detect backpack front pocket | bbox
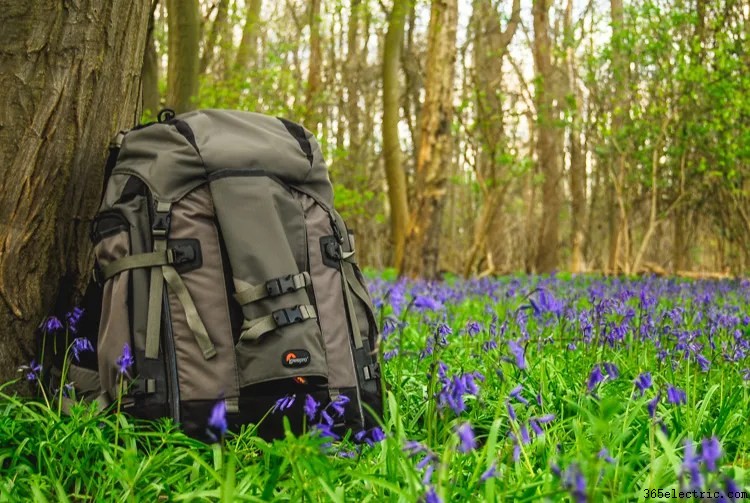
[209,170,328,387]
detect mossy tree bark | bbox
[402,0,459,279]
[0,0,150,389]
[383,0,410,271]
[166,0,200,113]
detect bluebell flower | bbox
[506,401,517,421]
[587,365,604,393]
[66,307,85,333]
[455,422,476,453]
[466,321,481,337]
[561,463,587,503]
[742,368,750,381]
[480,463,497,482]
[414,296,442,311]
[116,344,134,375]
[272,394,296,413]
[519,424,530,444]
[424,487,442,503]
[696,353,711,372]
[509,384,529,405]
[19,360,42,382]
[598,448,615,464]
[206,399,227,441]
[384,349,399,361]
[602,362,619,379]
[647,392,661,417]
[422,464,435,485]
[700,436,721,472]
[507,340,527,370]
[43,316,63,333]
[666,385,687,405]
[681,439,703,490]
[304,394,319,421]
[71,337,94,362]
[633,372,652,396]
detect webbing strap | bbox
[100,250,173,282]
[341,267,363,349]
[145,239,166,359]
[163,264,216,359]
[239,304,317,342]
[234,272,311,305]
[341,261,376,314]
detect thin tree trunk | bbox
[0,0,150,389]
[383,0,410,270]
[167,0,200,113]
[200,0,230,75]
[532,0,561,273]
[233,0,263,78]
[304,0,323,130]
[402,0,459,279]
[142,0,161,117]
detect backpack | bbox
[55,109,382,440]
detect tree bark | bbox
[142,1,161,118]
[233,0,263,78]
[200,0,230,76]
[402,0,459,279]
[383,0,410,271]
[532,0,562,273]
[166,0,200,113]
[0,0,150,389]
[304,0,323,130]
[464,0,520,276]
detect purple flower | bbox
[304,394,319,421]
[384,349,399,361]
[507,340,527,370]
[598,448,615,464]
[509,384,529,405]
[529,419,543,436]
[700,436,721,472]
[666,385,687,405]
[422,464,435,485]
[587,365,604,393]
[356,427,386,446]
[455,422,476,453]
[633,372,652,396]
[19,360,42,382]
[71,337,94,362]
[696,354,711,372]
[561,463,587,503]
[602,362,619,379]
[116,344,134,375]
[370,427,386,443]
[647,393,661,417]
[414,296,443,311]
[506,401,517,421]
[207,399,228,441]
[681,439,703,490]
[424,487,442,503]
[466,321,482,337]
[272,394,296,413]
[519,424,530,444]
[480,463,497,482]
[742,368,750,381]
[327,394,350,418]
[43,316,63,333]
[66,307,85,333]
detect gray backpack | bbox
[69,109,381,439]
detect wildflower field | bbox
[2,274,750,501]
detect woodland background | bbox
[0,0,748,381]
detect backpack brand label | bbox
[282,350,311,368]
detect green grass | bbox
[1,275,749,501]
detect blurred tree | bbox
[402,0,459,278]
[0,0,150,388]
[167,0,200,112]
[383,0,410,270]
[143,1,161,118]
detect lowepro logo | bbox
[282,350,311,368]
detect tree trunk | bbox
[464,0,521,276]
[304,0,323,130]
[0,0,150,389]
[402,0,459,279]
[166,0,200,113]
[142,1,161,118]
[200,0,230,76]
[233,0,263,78]
[383,0,410,270]
[532,0,561,273]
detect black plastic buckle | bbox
[266,275,297,297]
[170,244,195,265]
[272,306,304,327]
[152,211,171,236]
[363,363,380,381]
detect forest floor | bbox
[2,274,749,501]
